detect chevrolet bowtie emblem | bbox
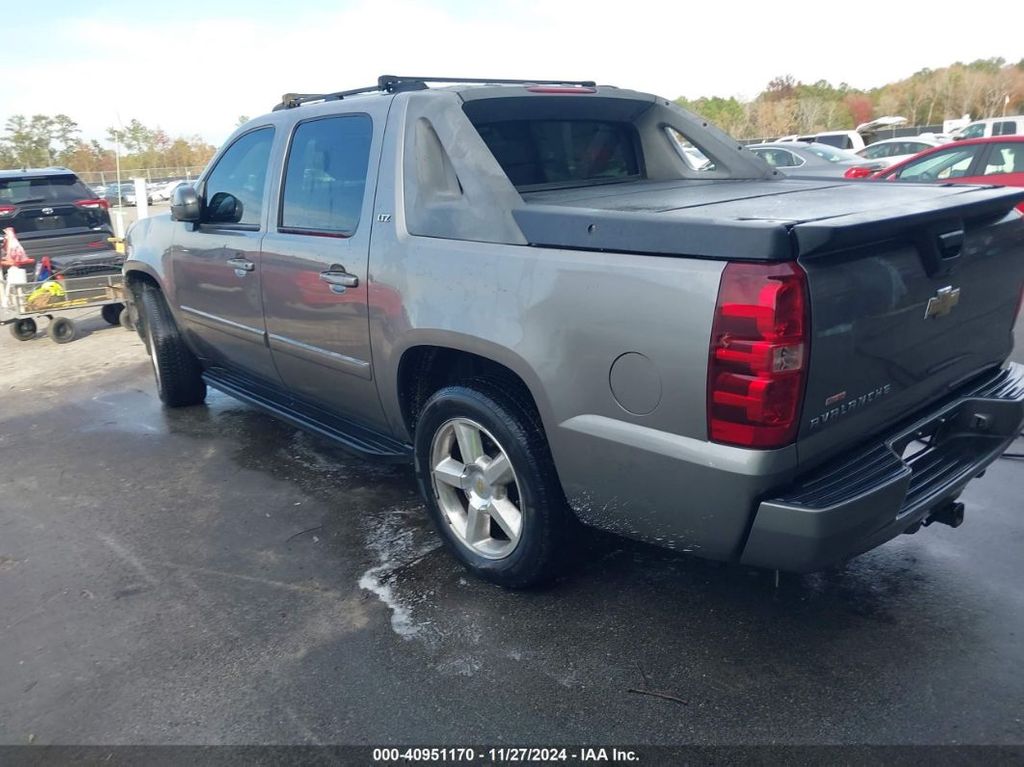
[924,286,960,319]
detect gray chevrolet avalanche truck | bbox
[124,75,1024,586]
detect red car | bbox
[875,136,1024,210]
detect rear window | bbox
[0,174,93,205]
[813,134,853,150]
[473,119,641,189]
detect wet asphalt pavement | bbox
[0,317,1022,746]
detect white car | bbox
[856,137,944,168]
[777,130,866,151]
[148,182,170,202]
[147,180,182,202]
[952,116,1024,141]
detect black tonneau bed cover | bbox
[514,179,1024,260]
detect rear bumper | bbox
[740,364,1024,572]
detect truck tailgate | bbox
[793,187,1024,466]
[519,179,1024,465]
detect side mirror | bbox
[170,185,201,222]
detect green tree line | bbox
[0,114,217,174]
[677,58,1024,139]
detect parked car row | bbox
[747,131,1024,206]
[770,115,1022,172]
[88,179,193,207]
[876,136,1024,204]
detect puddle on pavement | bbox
[81,389,167,434]
[64,377,987,691]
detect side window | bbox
[993,121,1018,137]
[777,149,802,167]
[280,114,373,235]
[861,143,890,160]
[665,127,714,172]
[894,147,980,181]
[983,144,1023,175]
[958,123,985,140]
[752,148,800,168]
[203,128,274,226]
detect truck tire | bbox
[414,381,571,588]
[49,317,77,344]
[101,303,124,326]
[139,284,206,407]
[9,318,37,341]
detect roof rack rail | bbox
[377,75,597,91]
[273,74,597,111]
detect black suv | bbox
[0,167,122,276]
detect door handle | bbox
[226,257,255,272]
[319,267,359,288]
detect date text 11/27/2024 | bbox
[372,747,640,762]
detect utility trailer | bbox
[1,263,129,344]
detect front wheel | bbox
[139,284,206,407]
[414,382,572,588]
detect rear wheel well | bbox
[397,346,542,436]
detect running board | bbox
[203,371,413,463]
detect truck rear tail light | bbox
[707,261,809,449]
[0,204,14,217]
[75,198,110,210]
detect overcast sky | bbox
[5,0,1022,145]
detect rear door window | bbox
[982,144,1024,175]
[900,142,930,155]
[993,121,1019,137]
[279,114,373,235]
[861,143,893,160]
[751,148,802,167]
[473,119,641,189]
